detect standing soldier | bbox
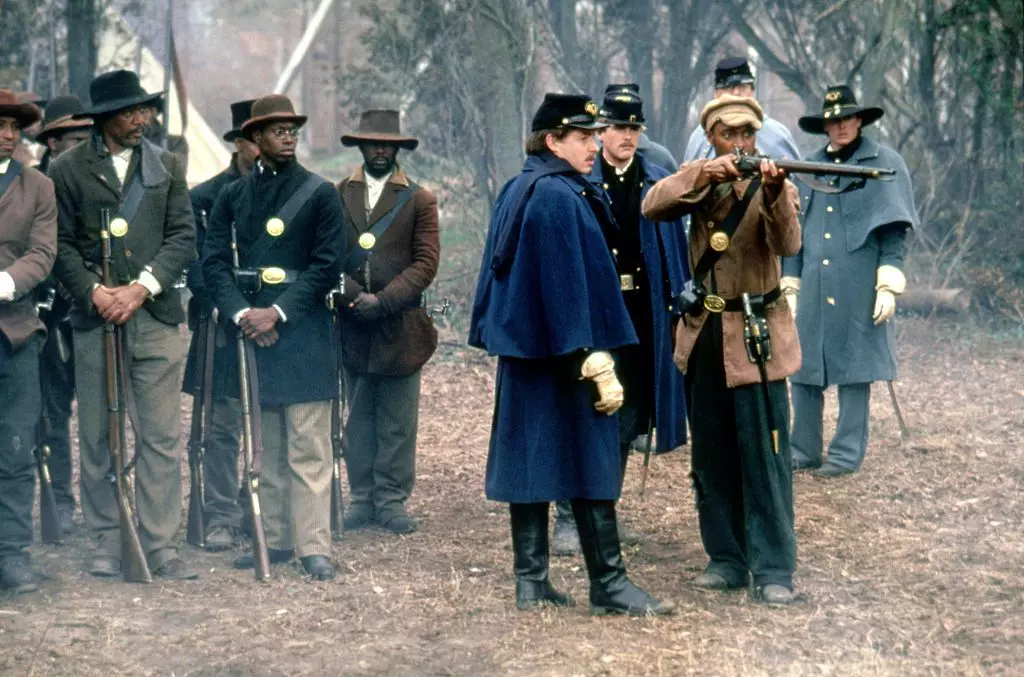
[182,99,258,551]
[50,70,197,580]
[782,86,916,477]
[470,93,674,616]
[33,95,94,534]
[602,83,678,174]
[203,94,342,580]
[0,90,57,593]
[682,58,800,162]
[335,110,440,535]
[551,87,690,556]
[643,95,801,605]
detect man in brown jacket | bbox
[50,71,196,581]
[642,95,801,605]
[336,110,440,534]
[0,90,57,593]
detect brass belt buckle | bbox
[620,274,635,291]
[260,267,287,285]
[703,294,726,313]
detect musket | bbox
[232,222,271,581]
[741,293,779,455]
[34,412,62,544]
[733,150,896,181]
[185,210,215,548]
[100,208,152,583]
[886,381,910,444]
[327,274,347,540]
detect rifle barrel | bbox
[735,153,896,178]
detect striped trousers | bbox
[259,401,332,557]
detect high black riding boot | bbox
[571,499,674,616]
[509,502,575,611]
[616,443,642,546]
[551,500,580,556]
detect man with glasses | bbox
[203,94,343,581]
[50,70,196,580]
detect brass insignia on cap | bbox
[614,95,633,102]
[585,101,598,116]
[260,267,287,285]
[709,231,730,252]
[358,232,376,250]
[266,217,285,237]
[825,90,842,102]
[629,114,637,123]
[109,217,129,238]
[832,104,843,116]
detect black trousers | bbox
[0,336,42,561]
[685,314,796,589]
[38,320,75,508]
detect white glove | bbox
[581,351,624,416]
[873,265,906,325]
[780,276,800,320]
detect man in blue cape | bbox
[469,93,674,617]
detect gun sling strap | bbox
[344,182,420,270]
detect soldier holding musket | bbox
[643,94,801,605]
[50,70,197,580]
[181,99,259,551]
[0,90,57,593]
[203,94,343,581]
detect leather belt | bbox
[704,287,781,314]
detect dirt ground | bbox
[1,317,1022,677]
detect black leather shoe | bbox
[381,514,417,534]
[89,555,121,578]
[343,504,375,531]
[301,555,336,581]
[692,572,748,591]
[811,463,855,478]
[233,548,294,569]
[571,499,675,617]
[204,525,237,552]
[792,457,820,472]
[152,557,199,580]
[58,504,75,534]
[754,584,796,605]
[0,559,41,594]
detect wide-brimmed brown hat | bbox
[36,95,93,142]
[798,85,884,135]
[341,110,418,150]
[0,89,43,127]
[240,94,307,139]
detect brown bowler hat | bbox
[341,110,418,150]
[36,95,94,142]
[240,94,307,139]
[0,89,43,127]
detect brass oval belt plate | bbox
[703,295,726,313]
[260,267,287,285]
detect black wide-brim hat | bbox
[75,70,163,118]
[241,94,308,139]
[341,109,419,150]
[223,99,257,142]
[36,95,93,142]
[0,89,42,127]
[531,93,607,132]
[799,85,884,135]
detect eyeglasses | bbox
[269,127,301,140]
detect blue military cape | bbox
[469,154,638,502]
[588,155,690,453]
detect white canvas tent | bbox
[97,6,231,186]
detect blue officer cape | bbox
[469,153,638,502]
[588,155,690,453]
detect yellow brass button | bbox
[612,248,619,256]
[824,232,832,239]
[823,259,830,266]
[834,158,841,164]
[124,249,133,258]
[827,296,836,305]
[603,183,609,190]
[826,206,833,213]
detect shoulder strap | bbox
[491,166,571,276]
[345,182,419,269]
[120,173,147,225]
[692,178,761,283]
[277,174,326,225]
[0,160,23,200]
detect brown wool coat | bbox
[642,159,802,388]
[336,166,440,376]
[0,164,57,350]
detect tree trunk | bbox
[66,0,98,103]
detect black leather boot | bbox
[509,503,575,611]
[551,500,580,556]
[571,499,674,616]
[616,443,642,546]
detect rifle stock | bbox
[185,314,215,547]
[34,419,62,544]
[233,222,271,581]
[329,283,347,540]
[100,210,152,583]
